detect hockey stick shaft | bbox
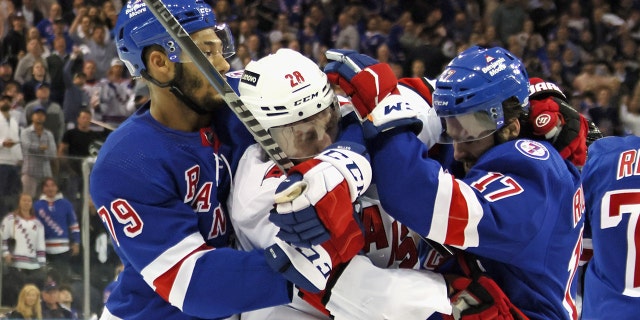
[142,0,294,172]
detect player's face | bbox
[176,28,230,112]
[452,134,495,173]
[271,103,340,161]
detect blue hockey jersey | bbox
[89,104,291,320]
[581,135,640,319]
[368,132,584,320]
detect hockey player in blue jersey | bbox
[580,135,640,319]
[319,46,585,319]
[90,1,369,319]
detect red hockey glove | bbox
[528,77,591,167]
[269,142,371,263]
[324,49,399,118]
[324,49,422,138]
[443,253,528,320]
[443,274,528,320]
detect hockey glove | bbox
[528,77,590,167]
[265,239,335,293]
[325,49,422,138]
[270,142,371,261]
[443,253,528,320]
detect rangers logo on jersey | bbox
[516,139,550,160]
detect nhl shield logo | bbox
[515,140,550,160]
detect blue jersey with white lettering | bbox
[368,131,584,320]
[89,103,290,320]
[581,135,640,319]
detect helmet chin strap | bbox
[140,64,210,115]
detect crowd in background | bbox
[0,0,639,318]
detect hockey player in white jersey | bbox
[230,48,526,319]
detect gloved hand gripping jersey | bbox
[444,253,529,320]
[528,78,602,167]
[324,49,423,138]
[264,142,372,293]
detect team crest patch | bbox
[515,140,549,160]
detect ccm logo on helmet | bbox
[294,92,319,106]
[241,70,260,86]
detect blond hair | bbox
[14,284,42,320]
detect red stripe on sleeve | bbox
[445,177,470,246]
[153,243,213,301]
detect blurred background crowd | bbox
[0,0,638,318]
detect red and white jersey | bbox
[229,144,433,319]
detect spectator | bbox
[46,36,70,105]
[98,58,132,128]
[20,106,56,198]
[81,20,118,79]
[491,0,527,44]
[588,87,623,136]
[69,8,93,45]
[333,11,360,50]
[0,60,15,94]
[4,283,43,320]
[2,81,26,127]
[13,38,47,85]
[17,0,44,29]
[34,177,81,283]
[308,3,333,48]
[1,193,47,307]
[1,11,28,70]
[58,108,108,214]
[40,281,73,320]
[35,2,62,44]
[24,83,64,144]
[58,284,80,320]
[21,59,49,104]
[0,94,23,216]
[45,18,73,54]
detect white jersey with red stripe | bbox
[368,131,585,320]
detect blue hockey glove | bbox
[265,239,334,293]
[324,49,422,138]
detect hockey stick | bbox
[90,119,116,131]
[142,0,294,174]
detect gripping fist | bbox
[443,274,528,320]
[270,142,371,262]
[528,77,592,167]
[324,49,422,138]
[443,253,528,320]
[325,49,399,117]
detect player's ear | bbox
[498,118,520,142]
[146,49,173,83]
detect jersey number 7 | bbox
[601,188,640,297]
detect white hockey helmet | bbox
[239,48,340,160]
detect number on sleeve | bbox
[96,199,144,247]
[471,172,524,202]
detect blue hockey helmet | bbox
[432,46,529,143]
[115,0,235,77]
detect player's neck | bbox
[149,92,211,131]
